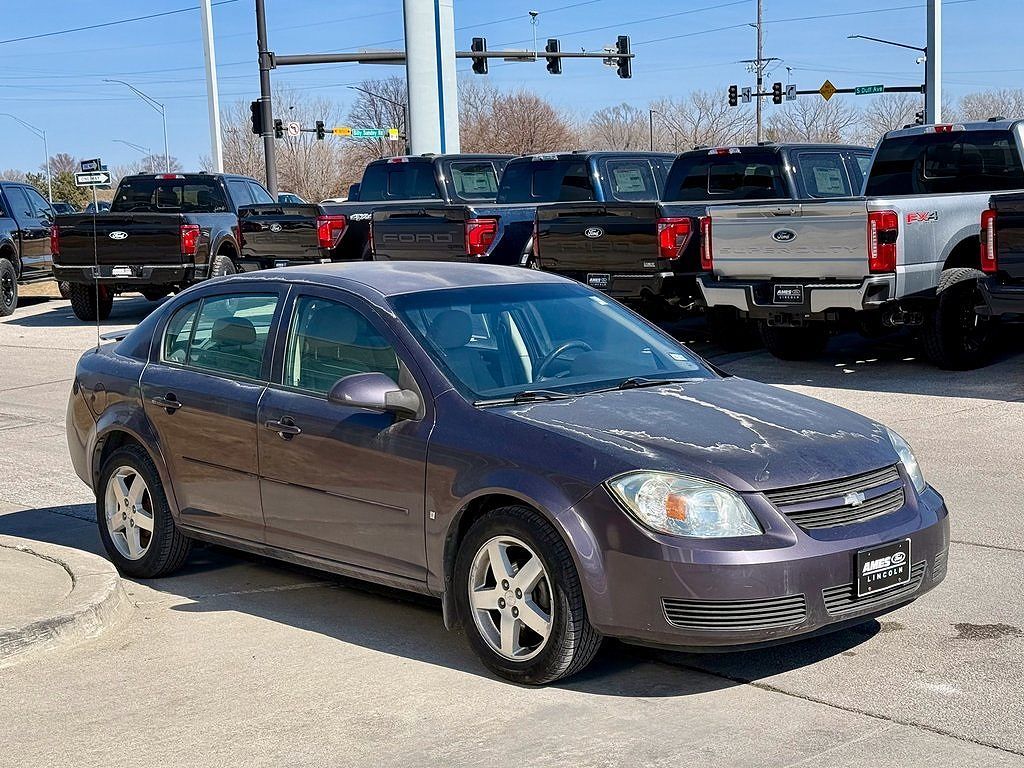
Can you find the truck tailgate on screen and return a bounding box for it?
[372,205,467,260]
[239,203,322,262]
[55,213,186,267]
[709,200,869,279]
[536,203,660,273]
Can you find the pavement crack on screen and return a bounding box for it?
[950,538,1024,554]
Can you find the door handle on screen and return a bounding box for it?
[265,417,302,439]
[152,394,182,412]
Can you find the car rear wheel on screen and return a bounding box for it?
[0,257,17,317]
[97,443,191,578]
[68,283,113,321]
[454,505,601,685]
[760,322,829,361]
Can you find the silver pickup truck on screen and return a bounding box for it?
[698,119,1024,367]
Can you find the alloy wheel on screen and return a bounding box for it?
[103,466,155,561]
[1,271,14,309]
[468,535,554,661]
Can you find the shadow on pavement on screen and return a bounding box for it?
[3,295,162,329]
[1,502,879,697]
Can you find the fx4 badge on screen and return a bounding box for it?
[906,211,939,223]
[349,213,372,221]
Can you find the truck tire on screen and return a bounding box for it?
[57,280,71,300]
[141,287,169,302]
[209,253,236,278]
[922,268,993,370]
[760,322,829,361]
[0,257,17,317]
[707,307,760,351]
[69,283,113,322]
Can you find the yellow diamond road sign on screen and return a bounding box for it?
[332,126,352,137]
[819,79,837,101]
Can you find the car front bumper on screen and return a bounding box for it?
[567,479,949,650]
[697,274,896,319]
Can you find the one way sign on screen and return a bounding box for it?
[75,170,112,187]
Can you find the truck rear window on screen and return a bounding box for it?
[497,160,595,203]
[359,163,440,201]
[448,161,499,200]
[601,159,663,202]
[112,178,229,213]
[664,152,787,201]
[866,130,1024,195]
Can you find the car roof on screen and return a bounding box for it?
[677,143,870,157]
[237,261,571,298]
[510,151,676,162]
[883,119,1024,139]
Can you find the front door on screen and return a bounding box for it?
[141,289,283,542]
[257,290,431,579]
[6,186,51,274]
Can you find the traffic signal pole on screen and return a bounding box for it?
[255,0,278,196]
[755,0,763,143]
[926,0,941,122]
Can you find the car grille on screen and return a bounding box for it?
[662,594,807,631]
[764,465,906,529]
[821,560,926,615]
[933,549,948,582]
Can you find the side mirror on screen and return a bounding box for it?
[327,372,420,417]
[347,183,361,201]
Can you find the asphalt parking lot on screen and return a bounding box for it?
[2,292,1023,767]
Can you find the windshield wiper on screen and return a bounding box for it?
[615,376,695,390]
[474,389,574,406]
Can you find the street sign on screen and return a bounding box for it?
[740,86,752,104]
[332,126,352,137]
[75,171,112,187]
[855,84,885,95]
[387,128,401,141]
[352,128,389,139]
[80,158,102,173]
[785,83,797,101]
[819,79,837,101]
[286,121,301,137]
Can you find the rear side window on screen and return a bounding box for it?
[227,180,253,207]
[602,160,661,202]
[113,178,229,213]
[448,162,499,200]
[866,130,1024,195]
[497,160,595,203]
[664,152,788,201]
[162,294,279,380]
[358,163,440,201]
[792,151,855,197]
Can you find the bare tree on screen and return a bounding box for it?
[459,81,578,155]
[345,76,408,164]
[585,103,649,150]
[1,169,26,182]
[955,88,1024,122]
[651,91,755,151]
[766,98,860,143]
[852,93,922,145]
[44,153,78,175]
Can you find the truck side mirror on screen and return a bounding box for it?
[327,372,420,417]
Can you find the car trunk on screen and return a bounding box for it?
[55,213,186,267]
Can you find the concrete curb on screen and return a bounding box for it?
[0,535,128,668]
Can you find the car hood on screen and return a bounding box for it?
[497,377,898,493]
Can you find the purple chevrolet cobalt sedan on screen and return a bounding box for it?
[66,262,948,684]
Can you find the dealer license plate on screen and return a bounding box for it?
[856,538,912,597]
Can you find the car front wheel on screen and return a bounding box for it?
[454,506,601,685]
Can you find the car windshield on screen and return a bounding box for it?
[390,282,713,402]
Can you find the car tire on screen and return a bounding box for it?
[922,269,993,370]
[760,322,829,360]
[96,443,191,579]
[68,283,113,321]
[57,280,71,300]
[707,307,760,351]
[210,253,236,278]
[0,257,17,317]
[454,505,602,685]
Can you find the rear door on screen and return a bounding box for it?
[140,286,285,542]
[5,185,51,272]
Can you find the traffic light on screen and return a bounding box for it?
[315,120,326,140]
[471,37,488,75]
[728,85,738,107]
[249,100,264,135]
[914,110,925,125]
[273,119,284,139]
[545,38,561,75]
[772,82,783,104]
[615,35,631,79]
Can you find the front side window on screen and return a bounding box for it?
[247,182,275,204]
[391,283,712,400]
[284,296,400,395]
[162,294,278,379]
[227,180,254,207]
[24,186,53,218]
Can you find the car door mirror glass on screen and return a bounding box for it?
[327,372,420,417]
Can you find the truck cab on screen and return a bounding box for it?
[0,181,56,316]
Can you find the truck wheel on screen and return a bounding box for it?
[922,270,993,370]
[69,283,113,322]
[210,254,236,278]
[57,280,72,300]
[141,287,169,302]
[0,257,17,317]
[760,322,829,361]
[707,307,760,351]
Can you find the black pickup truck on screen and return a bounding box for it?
[370,151,675,265]
[238,154,511,265]
[53,173,273,321]
[0,180,56,316]
[533,143,872,329]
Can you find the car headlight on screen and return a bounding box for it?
[887,428,926,494]
[607,471,762,538]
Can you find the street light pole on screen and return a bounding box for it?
[347,85,408,155]
[848,34,930,119]
[113,139,154,173]
[0,113,51,201]
[104,79,170,172]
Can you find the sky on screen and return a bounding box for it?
[1,0,1021,173]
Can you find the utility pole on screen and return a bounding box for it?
[755,0,764,143]
[104,79,170,172]
[926,0,941,122]
[199,0,224,172]
[1,113,52,201]
[255,0,278,195]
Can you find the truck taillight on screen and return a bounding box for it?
[465,217,498,257]
[180,224,201,256]
[980,208,998,273]
[50,223,59,256]
[867,210,898,273]
[699,216,713,271]
[656,217,691,260]
[316,214,347,249]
